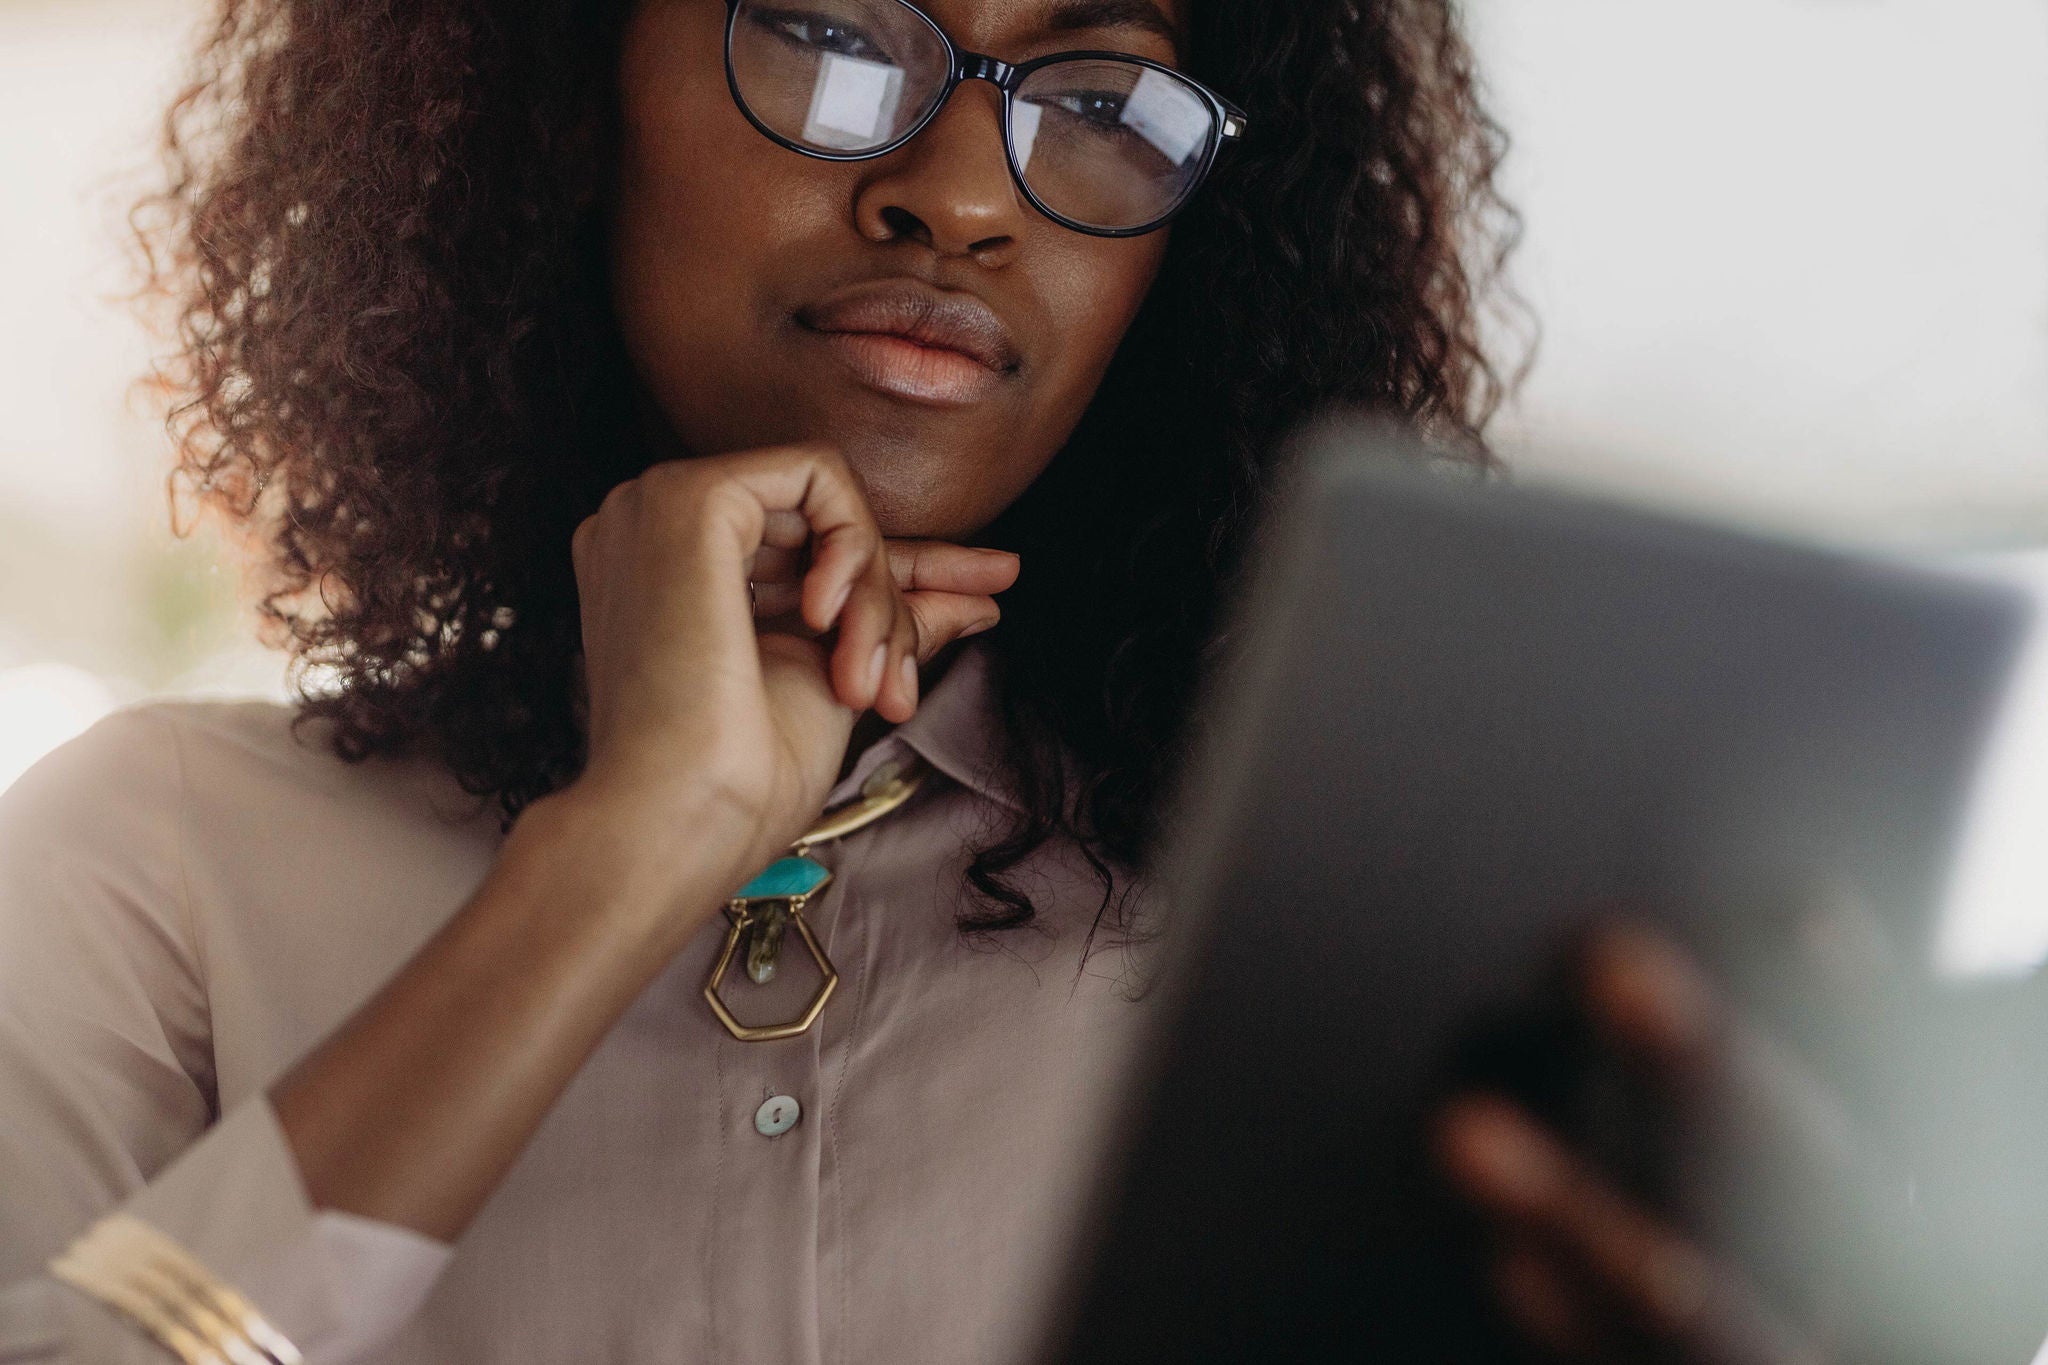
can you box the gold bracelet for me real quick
[49,1213,302,1365]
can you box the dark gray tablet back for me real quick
[1044,421,2035,1362]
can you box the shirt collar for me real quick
[824,641,1025,816]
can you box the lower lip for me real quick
[806,330,1007,407]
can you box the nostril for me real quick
[879,205,931,246]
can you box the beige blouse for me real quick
[0,645,1155,1364]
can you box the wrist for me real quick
[509,779,770,953]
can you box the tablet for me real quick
[1039,419,2038,1361]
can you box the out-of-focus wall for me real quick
[2,0,2045,962]
[0,0,282,792]
[1472,0,2048,543]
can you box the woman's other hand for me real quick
[1434,926,1853,1365]
[566,443,1018,884]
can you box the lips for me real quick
[795,280,1021,406]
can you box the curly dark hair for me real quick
[136,0,1524,935]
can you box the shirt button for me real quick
[754,1094,801,1138]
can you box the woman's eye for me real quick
[750,8,891,62]
[1037,90,1131,132]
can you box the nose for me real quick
[852,81,1026,265]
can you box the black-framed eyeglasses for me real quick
[723,0,1248,237]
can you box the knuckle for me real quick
[808,445,868,500]
[640,463,746,538]
[641,459,705,506]
[689,468,737,510]
[903,540,932,583]
[794,440,845,472]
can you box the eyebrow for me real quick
[1040,0,1184,55]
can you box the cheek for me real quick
[1030,233,1171,428]
[609,7,816,438]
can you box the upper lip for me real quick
[796,280,1021,373]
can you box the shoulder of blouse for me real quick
[0,701,459,1360]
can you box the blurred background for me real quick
[2,0,2045,966]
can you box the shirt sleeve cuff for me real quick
[62,1093,453,1364]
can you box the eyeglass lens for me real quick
[728,0,1219,232]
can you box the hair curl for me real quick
[136,0,1524,936]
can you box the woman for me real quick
[0,0,1526,1360]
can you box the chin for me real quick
[837,439,987,542]
[853,473,962,541]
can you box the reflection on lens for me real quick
[729,0,948,153]
[729,0,1220,233]
[1013,60,1214,231]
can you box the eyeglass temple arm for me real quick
[1211,87,1249,141]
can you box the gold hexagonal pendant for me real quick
[703,891,839,1043]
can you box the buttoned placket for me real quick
[701,732,922,1365]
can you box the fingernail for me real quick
[826,579,854,622]
[960,613,1000,639]
[865,643,887,698]
[898,654,918,705]
[967,547,1020,577]
[1440,1099,1555,1206]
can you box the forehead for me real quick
[916,0,1187,58]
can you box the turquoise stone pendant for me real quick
[734,856,832,903]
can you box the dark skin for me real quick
[1439,928,1822,1363]
[271,0,1189,1248]
[605,0,1186,786]
[601,8,2048,1355]
[283,0,1803,1350]
[611,0,1180,539]
[1440,922,2048,1364]
[615,9,1827,1353]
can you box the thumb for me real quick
[904,592,1001,665]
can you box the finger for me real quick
[1437,1097,1714,1330]
[723,445,887,701]
[903,592,1002,664]
[1579,925,1863,1184]
[678,445,877,642]
[830,543,899,712]
[1579,923,1722,1072]
[884,541,1021,597]
[1438,1096,1815,1365]
[695,444,868,626]
[873,595,921,724]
